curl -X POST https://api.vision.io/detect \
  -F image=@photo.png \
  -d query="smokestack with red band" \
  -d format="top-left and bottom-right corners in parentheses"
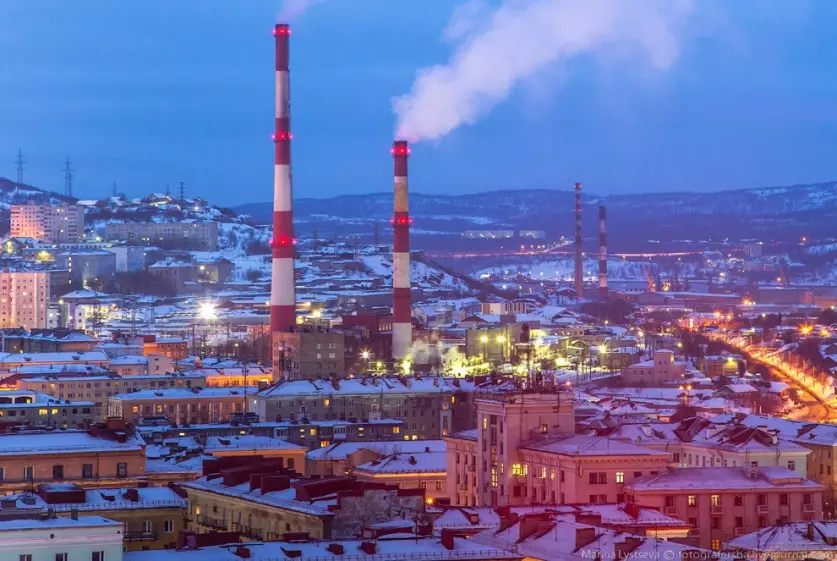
top-left (598, 206), bottom-right (607, 298)
top-left (392, 140), bottom-right (412, 361)
top-left (574, 182), bottom-right (583, 298)
top-left (270, 23), bottom-right (296, 334)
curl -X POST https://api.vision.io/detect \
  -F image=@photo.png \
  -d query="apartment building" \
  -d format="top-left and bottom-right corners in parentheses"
top-left (0, 516), bottom-right (122, 561)
top-left (626, 467), bottom-right (824, 551)
top-left (105, 221), bottom-right (218, 250)
top-left (181, 458), bottom-right (426, 540)
top-left (273, 329), bottom-right (346, 380)
top-left (253, 376), bottom-right (476, 441)
top-left (4, 484), bottom-right (186, 551)
top-left (621, 350), bottom-right (686, 385)
top-left (16, 373), bottom-right (206, 419)
top-left (0, 389), bottom-right (93, 428)
top-left (445, 388), bottom-right (671, 508)
top-left (307, 440), bottom-right (444, 477)
top-left (54, 249), bottom-right (116, 287)
top-left (352, 444), bottom-right (448, 504)
top-left (0, 350), bottom-right (109, 373)
top-left (0, 420), bottom-right (145, 494)
top-left (0, 270), bottom-right (50, 329)
top-left (107, 387), bottom-right (248, 425)
top-left (10, 202), bottom-right (85, 243)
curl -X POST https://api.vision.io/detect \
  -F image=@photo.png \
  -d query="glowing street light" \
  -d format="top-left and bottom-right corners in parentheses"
top-left (199, 302), bottom-right (217, 320)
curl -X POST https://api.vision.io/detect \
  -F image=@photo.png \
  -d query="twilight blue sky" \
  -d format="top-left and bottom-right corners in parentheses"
top-left (1, 0), bottom-right (836, 205)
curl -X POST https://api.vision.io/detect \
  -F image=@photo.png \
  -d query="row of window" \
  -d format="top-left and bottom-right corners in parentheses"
top-left (20, 553), bottom-right (105, 561)
top-left (0, 462), bottom-right (128, 481)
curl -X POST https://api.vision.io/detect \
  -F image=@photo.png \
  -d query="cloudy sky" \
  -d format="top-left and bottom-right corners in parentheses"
top-left (0, 0), bottom-right (835, 205)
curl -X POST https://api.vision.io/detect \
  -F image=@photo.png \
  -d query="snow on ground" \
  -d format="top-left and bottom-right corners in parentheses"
top-left (359, 254), bottom-right (466, 290)
top-left (475, 256), bottom-right (654, 282)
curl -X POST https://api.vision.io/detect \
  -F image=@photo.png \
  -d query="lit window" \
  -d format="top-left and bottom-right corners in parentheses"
top-left (688, 495), bottom-right (696, 506)
top-left (38, 409), bottom-right (48, 416)
top-left (482, 417), bottom-right (487, 430)
top-left (616, 472), bottom-right (624, 483)
top-left (490, 468), bottom-right (498, 488)
top-left (320, 440), bottom-right (329, 448)
top-left (393, 426), bottom-right (400, 434)
top-left (710, 495), bottom-right (720, 506)
top-left (309, 428), bottom-right (317, 436)
top-left (512, 463), bottom-right (528, 476)
top-left (323, 399), bottom-right (330, 407)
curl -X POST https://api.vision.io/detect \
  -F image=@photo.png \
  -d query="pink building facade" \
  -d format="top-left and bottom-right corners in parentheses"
top-left (626, 467), bottom-right (824, 551)
top-left (622, 350), bottom-right (686, 385)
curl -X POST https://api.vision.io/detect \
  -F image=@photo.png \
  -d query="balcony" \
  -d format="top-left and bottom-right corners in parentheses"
top-left (734, 527), bottom-right (747, 537)
top-left (124, 531), bottom-right (157, 541)
top-left (756, 504), bottom-right (768, 514)
top-left (664, 506), bottom-right (677, 515)
top-left (804, 503), bottom-right (815, 512)
top-left (710, 505), bottom-right (722, 514)
top-left (232, 522), bottom-right (264, 540)
top-left (198, 515), bottom-right (227, 530)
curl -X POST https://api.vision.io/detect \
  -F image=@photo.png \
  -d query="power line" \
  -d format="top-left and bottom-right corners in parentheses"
top-left (62, 157), bottom-right (74, 198)
top-left (14, 149), bottom-right (25, 185)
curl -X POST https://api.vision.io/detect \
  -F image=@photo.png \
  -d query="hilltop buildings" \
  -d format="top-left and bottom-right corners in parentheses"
top-left (10, 203), bottom-right (84, 243)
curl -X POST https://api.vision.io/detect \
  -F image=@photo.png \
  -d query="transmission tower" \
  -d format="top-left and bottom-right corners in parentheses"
top-left (112, 182), bottom-right (118, 197)
top-left (14, 149), bottom-right (25, 185)
top-left (179, 181), bottom-right (185, 205)
top-left (62, 157), bottom-right (74, 197)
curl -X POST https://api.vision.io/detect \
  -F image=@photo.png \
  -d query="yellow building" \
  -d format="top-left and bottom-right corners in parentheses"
top-left (4, 484), bottom-right (186, 551)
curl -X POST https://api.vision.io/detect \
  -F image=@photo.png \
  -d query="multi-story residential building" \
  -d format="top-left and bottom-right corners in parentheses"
top-left (621, 350), bottom-right (686, 385)
top-left (729, 414), bottom-right (837, 517)
top-left (602, 419), bottom-right (812, 477)
top-left (54, 249), bottom-right (117, 287)
top-left (727, 521), bottom-right (837, 560)
top-left (273, 329), bottom-right (346, 380)
top-left (445, 388), bottom-right (672, 508)
top-left (147, 260), bottom-right (195, 292)
top-left (4, 484), bottom-right (186, 551)
top-left (107, 387), bottom-right (249, 425)
top-left (105, 244), bottom-right (162, 272)
top-left (0, 420), bottom-right (150, 494)
top-left (180, 458), bottom-right (426, 540)
top-left (307, 440), bottom-right (444, 477)
top-left (105, 221), bottom-right (219, 250)
top-left (202, 435), bottom-right (307, 472)
top-left (626, 466), bottom-right (825, 551)
top-left (0, 515), bottom-right (123, 561)
top-left (138, 418), bottom-right (403, 451)
top-left (0, 270), bottom-right (50, 329)
top-left (141, 335), bottom-right (189, 361)
top-left (10, 202), bottom-right (85, 243)
top-left (125, 534), bottom-right (518, 561)
top-left (0, 389), bottom-right (93, 428)
top-left (16, 373), bottom-right (206, 419)
top-left (0, 350), bottom-right (109, 373)
top-left (352, 444), bottom-right (448, 504)
top-left (253, 377), bottom-right (476, 441)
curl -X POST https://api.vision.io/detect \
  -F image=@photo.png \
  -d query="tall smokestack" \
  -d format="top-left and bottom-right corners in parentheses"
top-left (391, 140), bottom-right (412, 362)
top-left (574, 182), bottom-right (583, 298)
top-left (598, 206), bottom-right (607, 298)
top-left (270, 24), bottom-right (296, 334)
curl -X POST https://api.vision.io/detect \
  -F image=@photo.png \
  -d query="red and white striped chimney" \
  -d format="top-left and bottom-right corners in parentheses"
top-left (270, 24), bottom-right (296, 334)
top-left (598, 206), bottom-right (607, 298)
top-left (391, 140), bottom-right (412, 361)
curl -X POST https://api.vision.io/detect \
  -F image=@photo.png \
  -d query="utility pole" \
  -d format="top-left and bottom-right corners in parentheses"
top-left (14, 149), bottom-right (25, 185)
top-left (112, 182), bottom-right (118, 197)
top-left (165, 183), bottom-right (171, 197)
top-left (63, 157), bottom-right (74, 197)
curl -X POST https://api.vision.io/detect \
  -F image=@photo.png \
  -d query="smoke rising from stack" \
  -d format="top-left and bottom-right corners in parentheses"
top-left (393, 0), bottom-right (693, 142)
top-left (574, 182), bottom-right (583, 298)
top-left (277, 0), bottom-right (325, 21)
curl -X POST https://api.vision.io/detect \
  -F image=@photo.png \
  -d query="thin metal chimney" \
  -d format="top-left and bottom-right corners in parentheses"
top-left (599, 206), bottom-right (607, 298)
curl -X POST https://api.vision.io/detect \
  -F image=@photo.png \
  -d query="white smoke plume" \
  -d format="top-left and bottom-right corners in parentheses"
top-left (393, 0), bottom-right (694, 142)
top-left (277, 0), bottom-right (325, 21)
